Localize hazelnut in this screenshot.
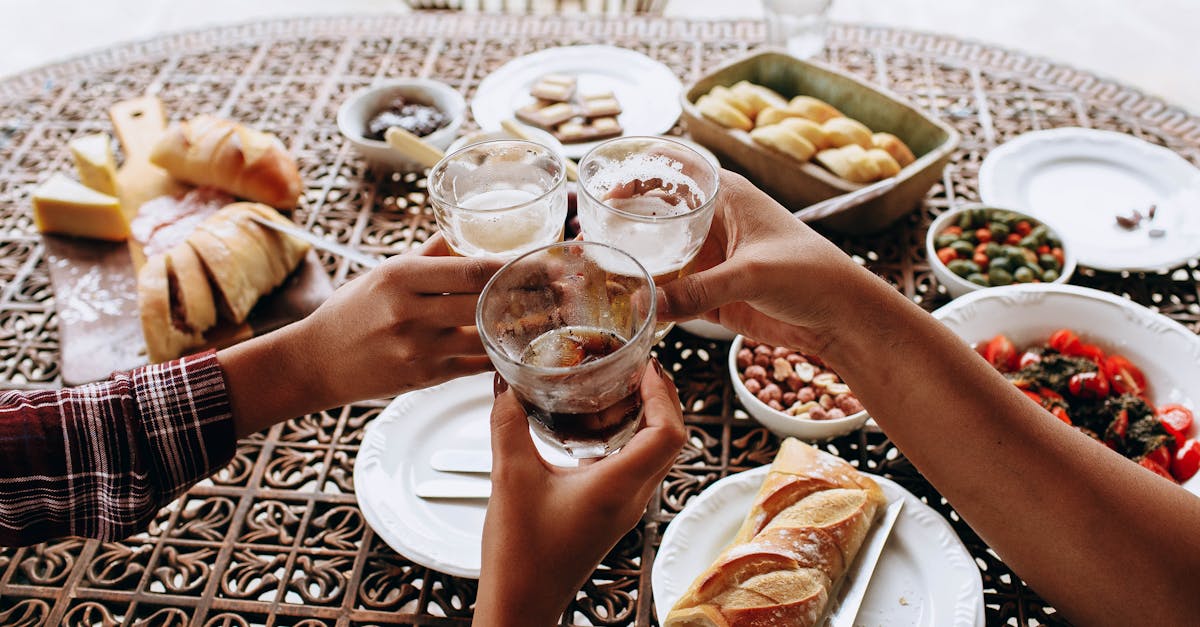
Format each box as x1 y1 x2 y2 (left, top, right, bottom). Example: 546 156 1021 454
772 358 793 381
743 338 760 349
786 353 807 365
772 346 791 359
809 405 830 421
744 378 762 394
786 375 805 392
753 344 772 356
736 348 753 369
758 383 782 404
744 365 767 383
794 362 816 383
768 400 784 411
827 408 847 420
835 394 864 415
797 387 816 403
753 353 773 368
782 391 797 406
819 393 835 410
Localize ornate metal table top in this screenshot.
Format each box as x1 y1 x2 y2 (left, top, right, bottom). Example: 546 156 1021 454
1 12 1198 627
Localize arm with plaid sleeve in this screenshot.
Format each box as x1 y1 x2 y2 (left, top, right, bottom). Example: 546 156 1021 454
0 351 234 546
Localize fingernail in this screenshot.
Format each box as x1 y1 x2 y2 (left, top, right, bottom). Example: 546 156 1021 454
651 358 664 376
493 373 509 397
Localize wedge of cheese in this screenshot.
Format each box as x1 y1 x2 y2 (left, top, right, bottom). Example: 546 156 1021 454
69 132 119 196
32 174 129 241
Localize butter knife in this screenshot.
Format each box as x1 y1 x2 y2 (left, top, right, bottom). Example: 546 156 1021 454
430 450 492 474
415 478 492 500
826 499 904 627
248 214 383 269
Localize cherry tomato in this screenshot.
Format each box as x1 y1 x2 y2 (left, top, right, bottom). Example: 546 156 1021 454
972 252 990 268
1108 408 1129 440
1172 440 1200 482
944 225 963 236
1040 388 1065 404
1052 247 1065 266
1048 329 1082 356
974 228 992 243
1076 343 1105 364
1145 445 1172 469
1104 355 1148 397
1018 351 1041 369
974 242 989 255
1036 244 1050 255
1051 406 1072 425
936 247 957 265
1157 404 1195 447
982 335 1018 372
1021 389 1043 404
1014 220 1033 236
1139 457 1176 482
1005 233 1023 245
1068 371 1109 399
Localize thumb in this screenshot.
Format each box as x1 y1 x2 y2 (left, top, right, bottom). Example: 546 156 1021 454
657 262 748 321
489 385 537 460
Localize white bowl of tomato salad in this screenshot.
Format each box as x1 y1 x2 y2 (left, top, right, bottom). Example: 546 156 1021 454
927 205 1076 299
934 283 1200 494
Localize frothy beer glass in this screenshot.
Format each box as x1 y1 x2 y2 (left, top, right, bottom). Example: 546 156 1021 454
477 241 657 459
576 137 719 339
428 140 567 260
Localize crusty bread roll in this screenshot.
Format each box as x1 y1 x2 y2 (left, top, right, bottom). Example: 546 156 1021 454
730 81 787 118
814 144 902 183
778 118 830 150
138 203 312 362
787 96 843 123
750 125 816 163
866 147 902 178
871 132 916 167
665 439 887 627
708 85 757 117
150 115 303 209
696 95 753 131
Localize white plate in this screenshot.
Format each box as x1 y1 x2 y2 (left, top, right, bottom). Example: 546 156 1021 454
653 467 985 627
472 45 684 159
354 372 575 578
934 283 1200 496
979 127 1200 271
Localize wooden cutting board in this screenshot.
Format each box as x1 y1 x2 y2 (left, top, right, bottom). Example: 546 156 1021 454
109 96 185 270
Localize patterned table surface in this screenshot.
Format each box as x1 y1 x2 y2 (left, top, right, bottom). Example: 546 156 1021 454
1 12 1199 627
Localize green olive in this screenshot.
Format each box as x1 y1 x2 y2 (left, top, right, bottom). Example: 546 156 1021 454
950 240 975 257
989 221 1011 240
1014 266 1035 283
1043 268 1060 282
989 256 1012 273
947 259 981 278
988 267 1014 286
967 273 989 286
935 232 959 249
1039 253 1061 271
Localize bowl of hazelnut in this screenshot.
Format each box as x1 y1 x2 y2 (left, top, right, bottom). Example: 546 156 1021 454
728 335 869 440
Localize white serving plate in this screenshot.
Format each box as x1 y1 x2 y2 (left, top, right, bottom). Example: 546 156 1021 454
933 283 1200 496
979 127 1200 272
472 45 684 159
653 467 985 626
354 372 575 578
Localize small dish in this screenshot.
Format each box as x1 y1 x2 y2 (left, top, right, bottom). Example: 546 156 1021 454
337 78 465 172
446 127 565 159
678 318 736 341
472 45 683 159
927 205 1076 299
681 51 959 235
979 127 1200 272
653 466 985 626
728 335 870 440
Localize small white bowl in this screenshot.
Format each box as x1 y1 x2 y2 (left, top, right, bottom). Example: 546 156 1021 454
446 127 566 160
678 318 737 341
728 335 870 440
337 79 465 172
927 205 1077 299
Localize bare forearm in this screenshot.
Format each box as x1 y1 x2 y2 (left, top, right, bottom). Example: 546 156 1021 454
822 267 1200 625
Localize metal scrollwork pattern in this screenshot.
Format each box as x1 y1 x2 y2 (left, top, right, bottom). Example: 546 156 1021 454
0 12 1197 626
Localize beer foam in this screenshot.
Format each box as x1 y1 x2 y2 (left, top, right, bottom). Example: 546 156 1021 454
587 153 706 214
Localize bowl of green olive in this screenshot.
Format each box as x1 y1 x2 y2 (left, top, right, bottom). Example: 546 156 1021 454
926 205 1075 298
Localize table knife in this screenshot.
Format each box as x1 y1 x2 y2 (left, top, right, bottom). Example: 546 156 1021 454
415 479 492 499
247 214 383 269
430 449 492 474
826 499 904 627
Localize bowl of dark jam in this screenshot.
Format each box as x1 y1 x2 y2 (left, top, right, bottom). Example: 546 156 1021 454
337 78 465 172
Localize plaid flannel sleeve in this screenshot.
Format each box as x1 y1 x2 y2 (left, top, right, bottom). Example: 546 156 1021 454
0 350 235 546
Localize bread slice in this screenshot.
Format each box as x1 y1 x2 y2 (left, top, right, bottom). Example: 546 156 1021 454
165 242 217 334
187 226 258 323
138 254 205 363
236 202 312 269
197 209 280 296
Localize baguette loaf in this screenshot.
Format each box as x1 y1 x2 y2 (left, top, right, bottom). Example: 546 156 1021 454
150 115 303 209
665 439 887 627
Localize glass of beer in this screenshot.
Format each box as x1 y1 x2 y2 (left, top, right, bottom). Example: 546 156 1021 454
477 241 657 459
428 139 567 260
575 136 719 340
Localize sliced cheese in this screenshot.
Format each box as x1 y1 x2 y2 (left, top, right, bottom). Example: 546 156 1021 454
68 132 119 196
32 173 129 241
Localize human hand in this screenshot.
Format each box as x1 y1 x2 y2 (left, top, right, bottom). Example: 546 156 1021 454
657 170 880 355
220 233 503 435
474 360 685 626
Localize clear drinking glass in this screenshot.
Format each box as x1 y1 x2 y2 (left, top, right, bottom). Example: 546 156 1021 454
576 136 719 340
427 139 567 260
477 241 657 459
763 0 834 59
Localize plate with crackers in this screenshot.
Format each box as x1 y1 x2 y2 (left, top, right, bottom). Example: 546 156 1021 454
472 45 683 159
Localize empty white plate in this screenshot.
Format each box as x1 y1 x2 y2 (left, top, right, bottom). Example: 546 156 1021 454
979 127 1200 272
472 45 684 159
355 372 575 578
652 467 984 626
